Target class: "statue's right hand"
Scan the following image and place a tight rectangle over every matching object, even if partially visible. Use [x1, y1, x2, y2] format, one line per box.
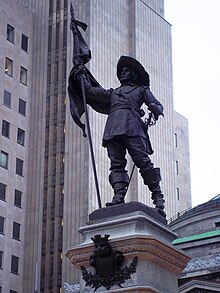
[73, 55, 83, 67]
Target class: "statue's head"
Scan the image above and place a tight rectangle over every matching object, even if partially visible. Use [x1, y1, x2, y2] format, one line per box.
[117, 56, 150, 87]
[119, 66, 138, 85]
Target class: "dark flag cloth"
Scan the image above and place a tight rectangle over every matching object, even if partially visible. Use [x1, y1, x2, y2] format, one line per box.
[68, 15, 110, 137]
[68, 68, 110, 137]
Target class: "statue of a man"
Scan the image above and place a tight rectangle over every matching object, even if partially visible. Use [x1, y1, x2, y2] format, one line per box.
[74, 55, 165, 217]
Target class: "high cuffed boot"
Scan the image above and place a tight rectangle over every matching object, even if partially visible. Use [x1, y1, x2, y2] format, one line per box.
[141, 167, 166, 218]
[106, 171, 129, 207]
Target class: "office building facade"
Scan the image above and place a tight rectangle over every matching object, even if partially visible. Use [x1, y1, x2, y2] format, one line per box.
[0, 0, 191, 292]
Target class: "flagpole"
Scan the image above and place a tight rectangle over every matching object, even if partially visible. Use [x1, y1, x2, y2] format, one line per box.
[70, 4, 102, 209]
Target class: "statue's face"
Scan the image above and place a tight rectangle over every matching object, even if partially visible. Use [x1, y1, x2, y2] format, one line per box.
[119, 67, 132, 84]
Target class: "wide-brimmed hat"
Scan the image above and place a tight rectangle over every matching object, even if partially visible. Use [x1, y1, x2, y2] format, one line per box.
[117, 55, 150, 86]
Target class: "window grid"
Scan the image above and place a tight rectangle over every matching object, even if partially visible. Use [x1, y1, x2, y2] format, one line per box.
[0, 251, 3, 269]
[3, 90, 11, 108]
[21, 34, 28, 52]
[5, 57, 13, 77]
[0, 217, 5, 234]
[0, 151, 9, 169]
[12, 222, 21, 241]
[14, 189, 22, 207]
[174, 133, 178, 147]
[17, 128, 25, 146]
[0, 183, 6, 201]
[175, 160, 179, 175]
[18, 98, 26, 116]
[2, 120, 10, 138]
[20, 66, 28, 85]
[7, 24, 15, 43]
[11, 255, 19, 274]
[176, 187, 180, 201]
[16, 158, 24, 176]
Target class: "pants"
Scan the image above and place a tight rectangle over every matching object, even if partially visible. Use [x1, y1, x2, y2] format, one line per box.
[105, 135, 154, 175]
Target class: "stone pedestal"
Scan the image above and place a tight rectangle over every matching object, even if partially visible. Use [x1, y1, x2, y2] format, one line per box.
[66, 202, 190, 292]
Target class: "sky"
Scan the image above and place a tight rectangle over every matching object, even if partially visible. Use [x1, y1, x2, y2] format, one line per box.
[164, 0, 220, 207]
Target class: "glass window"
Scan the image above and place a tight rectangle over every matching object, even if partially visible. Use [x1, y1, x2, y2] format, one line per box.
[0, 183, 6, 201]
[176, 187, 180, 201]
[5, 58, 13, 76]
[18, 99, 26, 116]
[21, 34, 28, 52]
[12, 222, 21, 240]
[14, 189, 22, 207]
[16, 158, 23, 176]
[0, 151, 8, 169]
[20, 66, 27, 85]
[175, 160, 179, 175]
[3, 90, 11, 108]
[0, 216, 5, 234]
[11, 255, 19, 274]
[17, 128, 25, 145]
[10, 290, 18, 293]
[0, 251, 3, 269]
[174, 133, 178, 147]
[2, 120, 10, 138]
[7, 24, 15, 43]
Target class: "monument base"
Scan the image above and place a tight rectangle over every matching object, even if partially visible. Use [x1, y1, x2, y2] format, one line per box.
[66, 202, 190, 292]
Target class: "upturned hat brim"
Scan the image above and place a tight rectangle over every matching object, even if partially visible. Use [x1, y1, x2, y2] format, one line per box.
[117, 55, 150, 86]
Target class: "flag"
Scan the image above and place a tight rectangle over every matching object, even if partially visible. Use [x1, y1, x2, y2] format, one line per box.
[68, 8, 110, 137]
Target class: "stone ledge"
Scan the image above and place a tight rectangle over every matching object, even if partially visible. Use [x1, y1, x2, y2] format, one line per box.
[66, 235, 190, 274]
[98, 286, 160, 293]
[89, 201, 167, 225]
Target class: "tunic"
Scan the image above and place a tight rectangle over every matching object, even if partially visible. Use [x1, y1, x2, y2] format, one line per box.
[82, 76, 163, 154]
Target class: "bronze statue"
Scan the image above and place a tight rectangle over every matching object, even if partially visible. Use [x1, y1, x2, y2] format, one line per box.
[68, 6, 166, 218]
[71, 55, 165, 218]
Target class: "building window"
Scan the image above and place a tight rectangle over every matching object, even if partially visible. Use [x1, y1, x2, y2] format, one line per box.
[5, 57, 13, 76]
[3, 90, 11, 108]
[0, 216, 5, 234]
[2, 120, 10, 138]
[11, 255, 19, 274]
[17, 128, 25, 145]
[21, 34, 28, 52]
[18, 99, 26, 116]
[20, 66, 28, 85]
[0, 151, 9, 169]
[215, 222, 220, 229]
[14, 189, 22, 207]
[174, 133, 178, 147]
[0, 251, 3, 269]
[10, 290, 18, 293]
[0, 183, 6, 201]
[175, 160, 179, 175]
[7, 24, 15, 43]
[16, 158, 24, 176]
[12, 222, 21, 240]
[176, 187, 180, 201]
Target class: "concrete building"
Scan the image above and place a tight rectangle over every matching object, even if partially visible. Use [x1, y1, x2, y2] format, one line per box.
[169, 195, 220, 293]
[0, 1, 33, 292]
[0, 0, 191, 292]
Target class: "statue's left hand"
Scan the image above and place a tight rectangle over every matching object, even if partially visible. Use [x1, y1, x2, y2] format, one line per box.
[148, 103, 164, 120]
[74, 56, 85, 74]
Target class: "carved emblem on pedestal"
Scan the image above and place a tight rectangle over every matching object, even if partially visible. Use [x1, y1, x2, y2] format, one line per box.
[81, 234, 138, 291]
